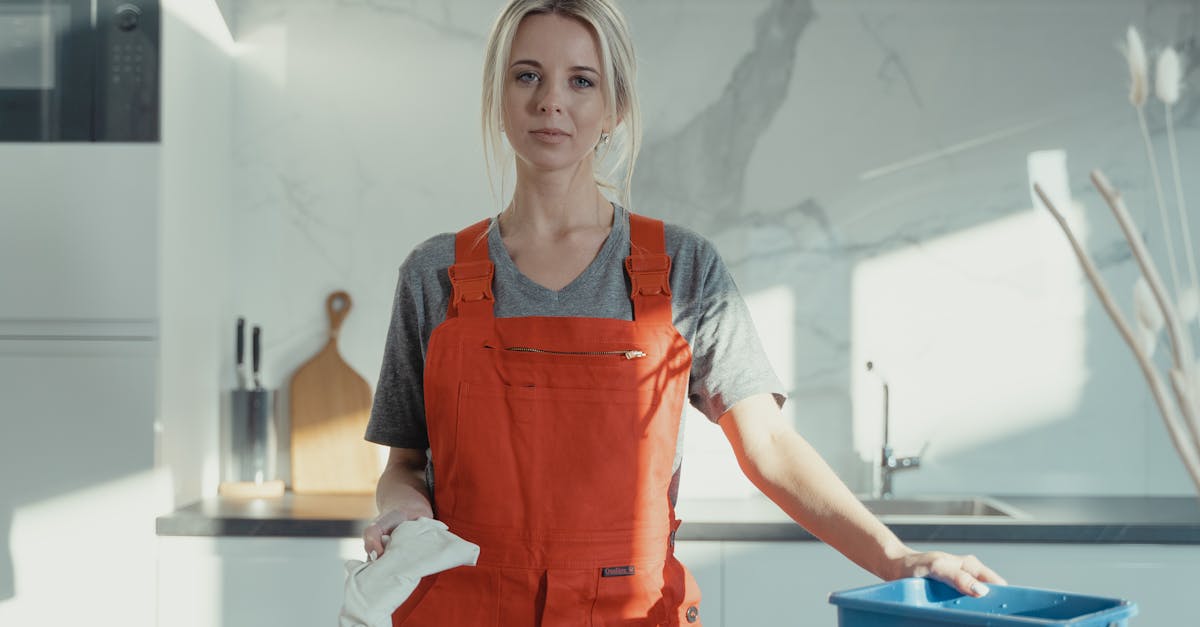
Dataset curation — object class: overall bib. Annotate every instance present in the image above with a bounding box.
[392,213,703,626]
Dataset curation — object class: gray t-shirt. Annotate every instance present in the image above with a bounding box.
[365,204,786,491]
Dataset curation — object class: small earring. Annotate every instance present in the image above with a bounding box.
[600,132,611,145]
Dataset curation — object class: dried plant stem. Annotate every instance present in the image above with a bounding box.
[1136,107,1186,299]
[1091,171,1193,370]
[1171,369,1200,431]
[1165,103,1200,307]
[1095,168,1200,481]
[1034,183,1200,492]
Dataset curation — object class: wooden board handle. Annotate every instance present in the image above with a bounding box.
[327,291,351,339]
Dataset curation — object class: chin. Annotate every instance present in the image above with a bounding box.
[516,148,589,173]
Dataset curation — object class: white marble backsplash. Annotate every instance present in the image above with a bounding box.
[220,0,1200,497]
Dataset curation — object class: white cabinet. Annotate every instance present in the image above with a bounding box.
[157,536,362,627]
[0,145,159,322]
[0,142,161,626]
[722,542,1200,627]
[155,536,1199,627]
[0,339,162,627]
[154,538,721,627]
[722,541,877,626]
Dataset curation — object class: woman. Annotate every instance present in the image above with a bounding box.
[363,1,1005,625]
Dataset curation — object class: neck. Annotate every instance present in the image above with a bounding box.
[502,158,612,236]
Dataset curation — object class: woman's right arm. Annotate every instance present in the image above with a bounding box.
[362,446,434,558]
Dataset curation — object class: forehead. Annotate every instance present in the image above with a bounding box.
[509,12,602,69]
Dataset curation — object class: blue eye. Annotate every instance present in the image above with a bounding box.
[572,76,594,88]
[516,71,539,83]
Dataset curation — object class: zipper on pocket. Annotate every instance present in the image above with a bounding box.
[483,343,646,360]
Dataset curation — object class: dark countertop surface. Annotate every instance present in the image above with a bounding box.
[156,493,1200,544]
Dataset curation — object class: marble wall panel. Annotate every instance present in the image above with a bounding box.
[223,0,1200,497]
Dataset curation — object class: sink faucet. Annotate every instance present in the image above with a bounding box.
[866,361,921,499]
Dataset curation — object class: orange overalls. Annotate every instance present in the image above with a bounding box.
[391,213,703,626]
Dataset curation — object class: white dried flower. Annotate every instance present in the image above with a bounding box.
[1156,47,1183,105]
[1125,26,1149,107]
[1180,286,1200,322]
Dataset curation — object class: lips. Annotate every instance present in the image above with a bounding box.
[530,128,570,144]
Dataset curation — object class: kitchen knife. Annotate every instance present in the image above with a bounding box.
[252,325,263,390]
[236,317,247,390]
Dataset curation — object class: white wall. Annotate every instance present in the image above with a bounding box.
[198,0,1200,501]
[159,0,236,508]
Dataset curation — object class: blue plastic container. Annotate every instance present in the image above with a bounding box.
[829,578,1137,626]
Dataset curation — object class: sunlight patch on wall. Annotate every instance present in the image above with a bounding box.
[849,151,1087,475]
[678,285,797,501]
[744,285,797,391]
[165,0,236,55]
[231,20,287,89]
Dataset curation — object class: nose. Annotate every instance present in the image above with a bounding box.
[537,83,563,114]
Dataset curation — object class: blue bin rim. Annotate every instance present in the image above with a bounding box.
[828,578,1138,626]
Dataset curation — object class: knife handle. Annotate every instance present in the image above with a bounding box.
[252,325,261,386]
[236,317,245,367]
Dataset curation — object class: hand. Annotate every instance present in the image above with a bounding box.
[362,504,433,560]
[893,550,1008,597]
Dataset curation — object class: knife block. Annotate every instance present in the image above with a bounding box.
[220,388,281,493]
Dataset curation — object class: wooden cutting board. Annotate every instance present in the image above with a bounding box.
[289,290,381,494]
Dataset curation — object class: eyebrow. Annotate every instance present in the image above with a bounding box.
[509,59,599,75]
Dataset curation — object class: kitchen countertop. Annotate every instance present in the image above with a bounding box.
[155,493,1200,544]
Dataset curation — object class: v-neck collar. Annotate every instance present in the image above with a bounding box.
[487,202,627,299]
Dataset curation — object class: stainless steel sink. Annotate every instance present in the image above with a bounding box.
[859,497,1025,519]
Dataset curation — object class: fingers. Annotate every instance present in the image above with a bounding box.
[362,509,424,560]
[952,569,988,598]
[961,554,1007,586]
[924,553,981,597]
[924,553,1003,598]
[361,514,400,559]
[362,524,384,560]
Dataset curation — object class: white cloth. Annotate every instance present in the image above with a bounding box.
[339,517,480,627]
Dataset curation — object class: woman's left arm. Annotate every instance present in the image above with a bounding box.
[718,393,1007,597]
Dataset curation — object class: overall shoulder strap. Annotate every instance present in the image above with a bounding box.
[447,218,495,320]
[625,213,672,324]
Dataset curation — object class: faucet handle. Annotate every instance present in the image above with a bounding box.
[888,440,929,469]
[903,440,931,466]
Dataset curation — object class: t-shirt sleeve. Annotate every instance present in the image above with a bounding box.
[364,245,444,450]
[682,238,788,423]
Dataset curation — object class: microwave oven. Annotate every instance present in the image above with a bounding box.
[0,0,160,142]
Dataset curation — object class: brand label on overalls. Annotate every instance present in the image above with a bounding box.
[601,565,636,577]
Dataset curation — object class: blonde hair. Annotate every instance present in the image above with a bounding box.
[481,0,642,213]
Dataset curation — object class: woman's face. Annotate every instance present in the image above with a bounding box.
[502,12,610,174]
